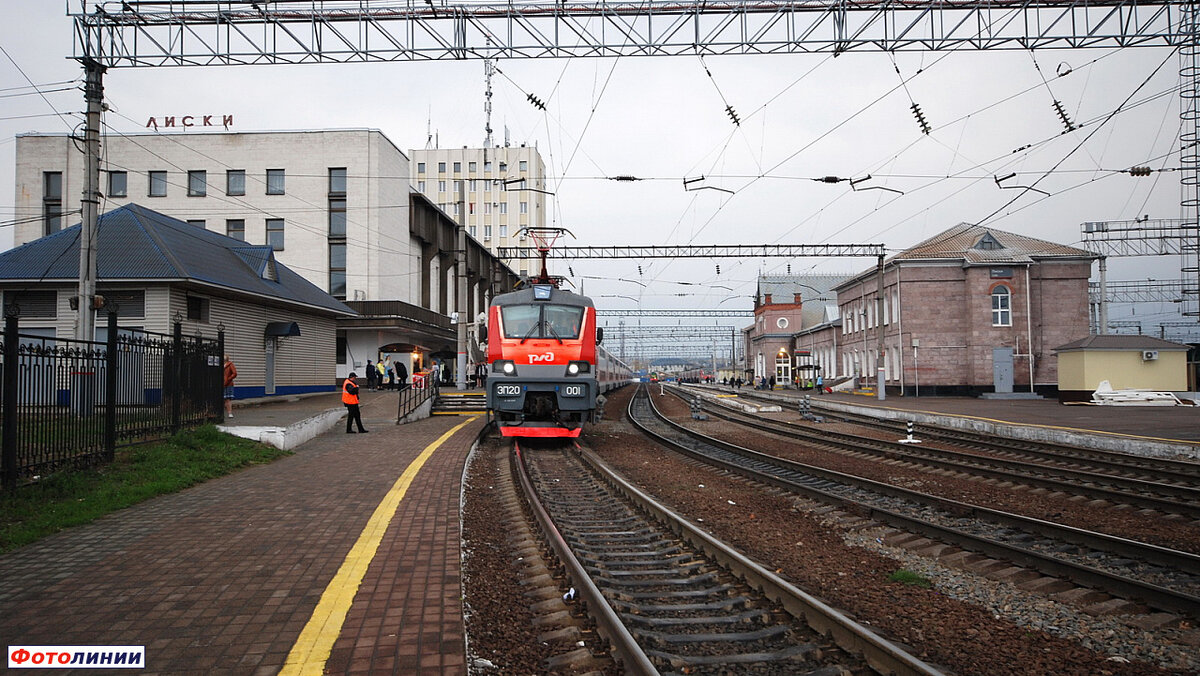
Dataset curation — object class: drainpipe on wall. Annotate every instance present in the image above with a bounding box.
[1026,266,1035,393]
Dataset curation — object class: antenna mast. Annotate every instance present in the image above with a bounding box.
[483,55,494,148]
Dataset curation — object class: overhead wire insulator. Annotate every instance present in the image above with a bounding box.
[715,265,720,275]
[527,93,546,110]
[1052,100,1076,133]
[1129,166,1153,176]
[910,102,931,135]
[725,105,740,126]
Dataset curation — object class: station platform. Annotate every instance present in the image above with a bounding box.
[0,389,486,675]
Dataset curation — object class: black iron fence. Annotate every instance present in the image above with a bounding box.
[396,378,438,423]
[1,312,223,490]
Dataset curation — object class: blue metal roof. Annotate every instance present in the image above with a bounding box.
[0,204,355,316]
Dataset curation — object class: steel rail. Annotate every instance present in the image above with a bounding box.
[673,387,1200,517]
[511,441,659,676]
[571,441,947,676]
[629,387,1200,618]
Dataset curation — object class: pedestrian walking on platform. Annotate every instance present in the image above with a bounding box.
[365,360,377,391]
[342,372,369,434]
[222,355,237,419]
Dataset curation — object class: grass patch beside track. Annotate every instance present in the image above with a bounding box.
[888,569,933,588]
[0,426,290,554]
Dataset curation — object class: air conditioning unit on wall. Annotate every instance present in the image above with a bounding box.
[1142,350,1159,361]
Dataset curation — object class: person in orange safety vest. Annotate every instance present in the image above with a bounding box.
[342,372,368,434]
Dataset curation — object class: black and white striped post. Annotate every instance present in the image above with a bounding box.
[898,419,922,444]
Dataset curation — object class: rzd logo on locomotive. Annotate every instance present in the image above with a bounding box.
[528,352,555,363]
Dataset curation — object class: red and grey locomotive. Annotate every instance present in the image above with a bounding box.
[485,283,625,437]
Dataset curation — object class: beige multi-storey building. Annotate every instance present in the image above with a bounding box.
[13,129,516,385]
[14,129,413,304]
[409,145,547,273]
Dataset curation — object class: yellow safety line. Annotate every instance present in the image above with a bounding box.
[280,415,480,676]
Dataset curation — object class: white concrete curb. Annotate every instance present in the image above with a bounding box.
[218,407,345,451]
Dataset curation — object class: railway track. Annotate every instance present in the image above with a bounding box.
[513,439,944,675]
[728,387,1200,484]
[629,386,1200,619]
[668,387,1200,519]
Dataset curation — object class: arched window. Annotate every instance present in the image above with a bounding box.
[991,285,1012,326]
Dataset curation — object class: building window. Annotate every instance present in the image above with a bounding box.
[520,201,528,214]
[417,180,426,192]
[484,224,492,239]
[417,162,426,174]
[453,161,461,173]
[438,180,446,192]
[499,162,507,173]
[469,161,477,172]
[6,290,56,318]
[519,160,528,172]
[226,169,245,196]
[484,202,492,215]
[329,198,346,236]
[453,180,463,192]
[266,218,285,250]
[438,162,446,173]
[992,285,1012,326]
[148,170,167,197]
[499,202,508,214]
[187,170,207,196]
[43,171,63,235]
[484,161,492,172]
[499,224,507,238]
[107,171,127,197]
[469,179,478,191]
[101,289,145,318]
[469,202,475,214]
[329,167,347,195]
[186,219,206,229]
[469,225,477,237]
[266,169,285,195]
[329,242,346,299]
[226,219,245,241]
[186,295,210,322]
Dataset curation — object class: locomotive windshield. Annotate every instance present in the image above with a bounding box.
[501,304,585,341]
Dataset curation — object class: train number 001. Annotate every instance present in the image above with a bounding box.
[562,385,585,398]
[495,384,522,397]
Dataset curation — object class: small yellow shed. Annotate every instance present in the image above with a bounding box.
[1053,335,1190,402]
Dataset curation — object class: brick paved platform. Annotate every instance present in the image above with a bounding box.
[0,393,485,675]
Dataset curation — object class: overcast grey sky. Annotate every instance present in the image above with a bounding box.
[1,2,1192,335]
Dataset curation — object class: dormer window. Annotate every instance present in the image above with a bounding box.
[974,232,1004,250]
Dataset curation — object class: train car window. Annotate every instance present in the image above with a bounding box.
[544,305,583,340]
[501,305,541,339]
[501,304,584,340]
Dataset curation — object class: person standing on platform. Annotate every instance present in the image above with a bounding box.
[375,359,387,390]
[365,360,377,391]
[816,373,824,395]
[222,355,237,419]
[397,360,409,390]
[342,372,368,434]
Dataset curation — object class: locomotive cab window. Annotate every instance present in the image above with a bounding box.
[501,304,584,340]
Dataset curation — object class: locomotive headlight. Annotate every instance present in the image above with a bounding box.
[566,361,590,376]
[493,360,516,375]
